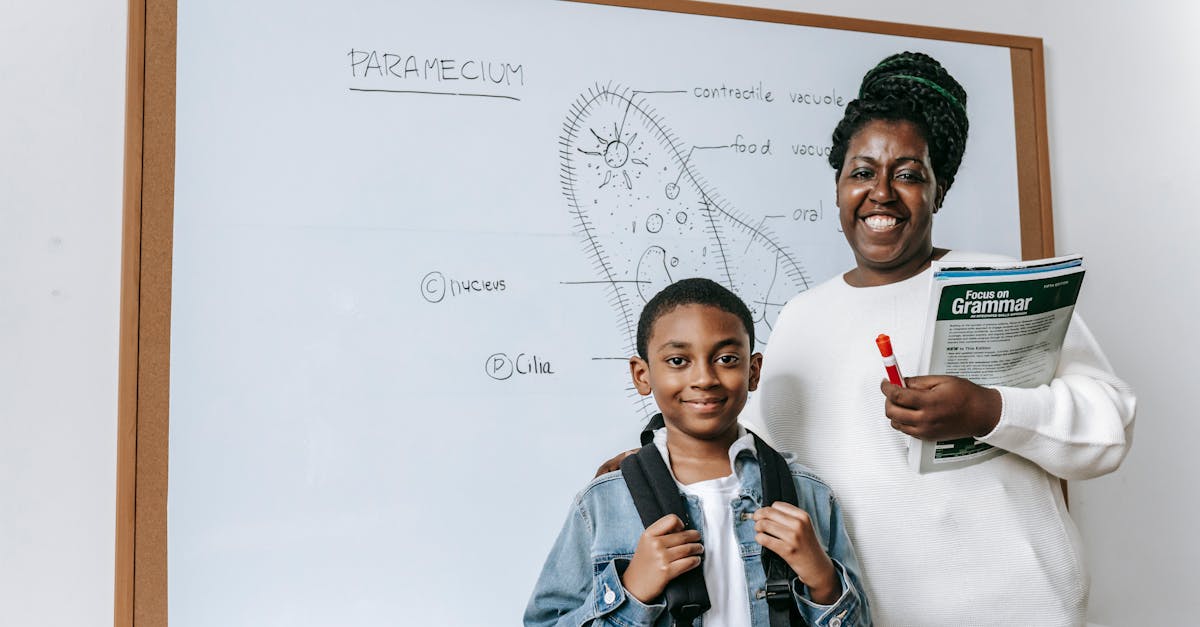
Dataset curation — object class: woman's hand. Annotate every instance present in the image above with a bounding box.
[621,514,704,604]
[881,375,1002,441]
[752,502,841,605]
[594,448,638,478]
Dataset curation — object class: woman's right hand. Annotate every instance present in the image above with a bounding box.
[881,374,1002,440]
[620,514,704,604]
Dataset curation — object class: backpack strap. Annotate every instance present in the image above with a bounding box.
[620,431,709,626]
[749,430,807,627]
[630,416,808,627]
[639,412,665,446]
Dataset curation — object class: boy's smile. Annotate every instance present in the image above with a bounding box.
[630,304,762,445]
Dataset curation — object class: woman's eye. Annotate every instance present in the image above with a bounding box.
[850,168,873,180]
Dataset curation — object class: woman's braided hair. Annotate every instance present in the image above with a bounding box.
[828,52,969,193]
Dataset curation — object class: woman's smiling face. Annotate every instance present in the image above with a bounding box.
[836,118,944,286]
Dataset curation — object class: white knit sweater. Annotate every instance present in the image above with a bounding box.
[742,251,1136,626]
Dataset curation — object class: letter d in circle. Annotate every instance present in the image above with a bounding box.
[485,353,514,380]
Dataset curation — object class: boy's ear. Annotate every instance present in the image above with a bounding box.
[747,352,764,392]
[629,356,652,396]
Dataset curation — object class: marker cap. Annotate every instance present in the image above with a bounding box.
[876,333,894,358]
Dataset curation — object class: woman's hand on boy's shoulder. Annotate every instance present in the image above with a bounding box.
[594,448,639,477]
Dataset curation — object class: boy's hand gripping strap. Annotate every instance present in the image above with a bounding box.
[632,415,805,627]
[620,442,710,626]
[751,430,807,627]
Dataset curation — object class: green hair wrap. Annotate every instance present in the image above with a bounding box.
[860,73,965,114]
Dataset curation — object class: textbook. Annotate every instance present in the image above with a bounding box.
[910,255,1086,473]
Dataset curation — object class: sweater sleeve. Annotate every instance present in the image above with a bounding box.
[976,313,1136,480]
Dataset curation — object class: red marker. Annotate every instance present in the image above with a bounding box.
[875,334,906,387]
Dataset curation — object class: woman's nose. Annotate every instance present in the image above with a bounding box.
[869,175,895,203]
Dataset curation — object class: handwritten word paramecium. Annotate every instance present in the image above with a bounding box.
[348,49,524,86]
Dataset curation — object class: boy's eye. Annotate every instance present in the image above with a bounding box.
[715,354,740,365]
[665,356,687,367]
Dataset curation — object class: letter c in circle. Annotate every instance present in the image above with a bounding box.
[421,271,447,303]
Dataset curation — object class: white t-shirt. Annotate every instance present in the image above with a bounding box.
[653,428,753,627]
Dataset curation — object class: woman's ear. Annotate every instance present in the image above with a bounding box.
[934,183,947,214]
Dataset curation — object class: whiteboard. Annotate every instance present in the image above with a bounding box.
[164,1,1024,624]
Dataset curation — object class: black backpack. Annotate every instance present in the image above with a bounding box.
[620,414,804,626]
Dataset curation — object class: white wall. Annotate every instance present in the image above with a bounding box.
[0,1,128,626]
[1,1,1194,625]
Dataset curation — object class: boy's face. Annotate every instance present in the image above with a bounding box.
[629,304,762,442]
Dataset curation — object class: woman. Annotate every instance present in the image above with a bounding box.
[740,52,1136,624]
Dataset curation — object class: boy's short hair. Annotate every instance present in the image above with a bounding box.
[636,278,756,359]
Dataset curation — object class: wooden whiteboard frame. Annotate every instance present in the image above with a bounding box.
[114,0,1054,624]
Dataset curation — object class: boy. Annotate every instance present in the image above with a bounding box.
[525,278,868,626]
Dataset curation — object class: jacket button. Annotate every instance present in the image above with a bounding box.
[603,584,616,605]
[829,618,842,627]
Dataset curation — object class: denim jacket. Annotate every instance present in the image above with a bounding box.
[524,432,869,627]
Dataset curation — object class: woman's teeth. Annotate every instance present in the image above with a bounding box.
[864,215,898,230]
